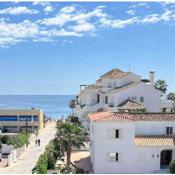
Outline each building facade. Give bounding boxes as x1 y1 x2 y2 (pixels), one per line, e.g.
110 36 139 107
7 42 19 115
0 109 44 133
89 112 175 173
75 68 174 125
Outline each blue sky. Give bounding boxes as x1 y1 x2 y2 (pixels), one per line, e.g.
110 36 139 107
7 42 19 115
0 1 175 95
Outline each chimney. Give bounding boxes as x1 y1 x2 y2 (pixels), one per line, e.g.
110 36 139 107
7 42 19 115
149 70 155 86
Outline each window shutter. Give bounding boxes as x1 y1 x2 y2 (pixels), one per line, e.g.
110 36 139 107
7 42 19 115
118 152 122 163
107 129 115 139
119 129 123 138
106 152 110 162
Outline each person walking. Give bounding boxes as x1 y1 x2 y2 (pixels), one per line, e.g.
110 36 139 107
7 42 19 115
37 139 41 146
35 139 38 147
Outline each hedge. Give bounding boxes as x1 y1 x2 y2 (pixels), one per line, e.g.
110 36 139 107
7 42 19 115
0 132 29 148
32 139 59 174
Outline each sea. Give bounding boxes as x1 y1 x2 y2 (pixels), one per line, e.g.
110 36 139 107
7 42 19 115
0 95 74 119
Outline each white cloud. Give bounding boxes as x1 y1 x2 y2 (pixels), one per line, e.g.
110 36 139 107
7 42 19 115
141 9 175 24
126 9 136 15
32 2 50 6
33 37 53 42
0 6 39 15
44 5 54 14
130 2 148 9
141 14 160 24
39 13 71 26
0 20 39 46
53 29 82 37
39 6 107 27
100 17 139 28
70 21 95 33
1 4 175 47
60 6 76 14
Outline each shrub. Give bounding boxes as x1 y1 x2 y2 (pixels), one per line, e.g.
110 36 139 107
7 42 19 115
76 167 86 174
169 160 175 173
32 139 60 173
32 153 48 174
0 132 29 148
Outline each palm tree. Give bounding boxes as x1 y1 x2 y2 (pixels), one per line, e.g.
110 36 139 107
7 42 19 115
69 99 76 116
56 121 87 173
154 79 168 95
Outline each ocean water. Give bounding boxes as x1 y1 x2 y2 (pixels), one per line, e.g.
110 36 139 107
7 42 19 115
0 95 74 119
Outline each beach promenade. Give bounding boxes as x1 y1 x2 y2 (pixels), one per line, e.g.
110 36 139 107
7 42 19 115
0 121 56 174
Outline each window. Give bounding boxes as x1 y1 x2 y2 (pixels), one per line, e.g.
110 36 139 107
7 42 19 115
0 116 17 121
162 108 167 112
97 94 100 103
107 129 120 139
105 96 108 104
19 115 32 121
109 153 119 162
140 97 144 103
166 127 173 135
131 96 137 100
33 115 38 121
115 129 119 138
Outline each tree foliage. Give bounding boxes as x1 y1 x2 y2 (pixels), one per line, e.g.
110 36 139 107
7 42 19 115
56 121 87 173
167 92 175 100
154 79 168 94
69 99 76 115
0 132 29 148
169 160 175 173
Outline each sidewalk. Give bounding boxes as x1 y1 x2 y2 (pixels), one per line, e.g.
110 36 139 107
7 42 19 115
0 122 56 174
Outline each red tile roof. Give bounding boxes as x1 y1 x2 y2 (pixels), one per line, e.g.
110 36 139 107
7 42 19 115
135 136 175 146
89 112 134 122
100 68 129 79
88 112 175 122
118 99 146 109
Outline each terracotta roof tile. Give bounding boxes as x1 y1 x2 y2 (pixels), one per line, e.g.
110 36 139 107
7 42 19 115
100 68 129 79
118 99 146 109
88 112 134 122
88 112 175 122
135 136 175 146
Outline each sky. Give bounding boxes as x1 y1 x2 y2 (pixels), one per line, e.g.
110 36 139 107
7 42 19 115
0 1 175 95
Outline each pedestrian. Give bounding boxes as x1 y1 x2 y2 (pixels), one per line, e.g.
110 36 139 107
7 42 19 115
37 139 41 146
35 139 38 147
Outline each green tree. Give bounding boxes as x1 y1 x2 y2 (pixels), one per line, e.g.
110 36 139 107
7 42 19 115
69 99 76 115
154 80 168 95
167 92 175 100
169 160 175 173
56 121 87 173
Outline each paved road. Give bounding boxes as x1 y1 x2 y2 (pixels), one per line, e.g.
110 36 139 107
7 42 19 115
0 122 56 174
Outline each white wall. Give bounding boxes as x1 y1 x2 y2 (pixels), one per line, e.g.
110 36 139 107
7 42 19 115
91 121 136 173
135 121 175 136
100 73 140 89
90 121 175 174
111 83 161 112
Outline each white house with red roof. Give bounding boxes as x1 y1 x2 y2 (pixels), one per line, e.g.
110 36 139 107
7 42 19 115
75 68 174 126
89 112 175 173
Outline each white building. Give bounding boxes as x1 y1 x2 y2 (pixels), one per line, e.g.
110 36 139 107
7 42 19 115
75 68 174 125
89 111 175 173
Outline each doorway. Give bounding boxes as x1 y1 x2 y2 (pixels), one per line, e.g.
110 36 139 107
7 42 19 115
160 150 172 169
